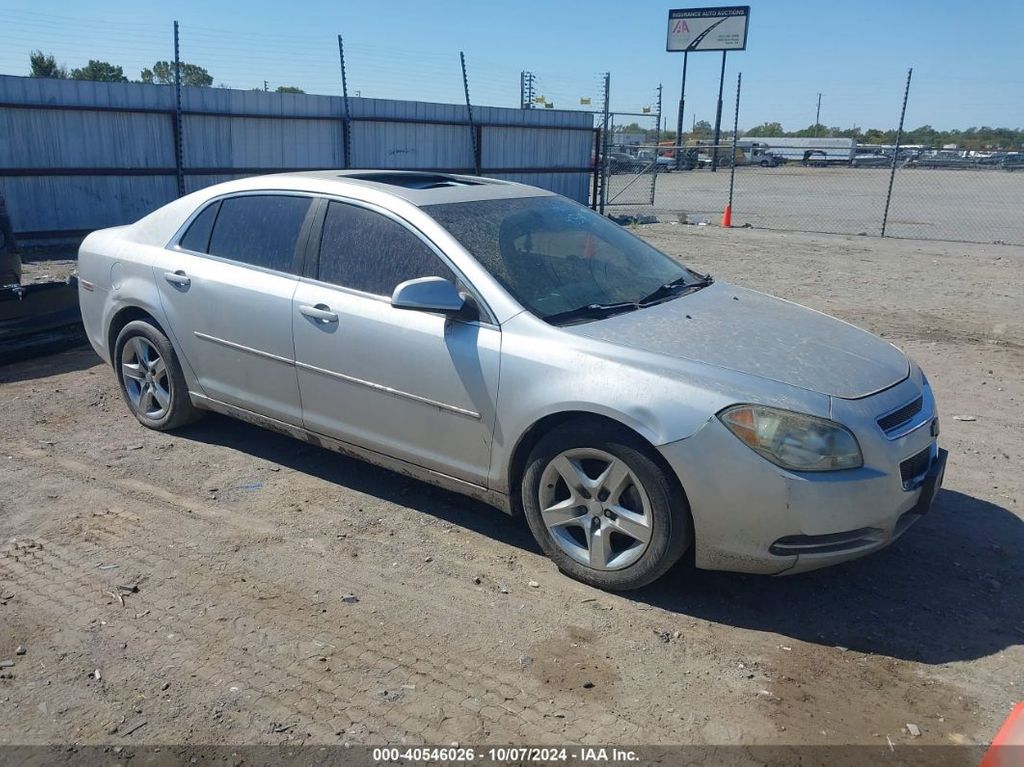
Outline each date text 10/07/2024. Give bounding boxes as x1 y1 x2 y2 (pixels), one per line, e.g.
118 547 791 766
372 747 641 763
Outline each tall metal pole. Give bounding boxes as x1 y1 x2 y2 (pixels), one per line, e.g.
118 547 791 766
728 72 742 210
710 50 727 172
815 92 821 136
654 83 662 146
172 20 185 197
337 36 352 169
652 83 663 205
460 52 480 175
881 68 913 238
674 52 688 170
599 72 610 214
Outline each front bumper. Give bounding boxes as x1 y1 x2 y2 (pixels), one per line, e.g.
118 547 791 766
658 380 944 575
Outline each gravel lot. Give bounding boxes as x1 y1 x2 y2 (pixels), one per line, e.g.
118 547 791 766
1 225 1021 755
606 166 1024 245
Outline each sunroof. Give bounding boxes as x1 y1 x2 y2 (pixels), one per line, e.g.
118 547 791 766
346 172 484 190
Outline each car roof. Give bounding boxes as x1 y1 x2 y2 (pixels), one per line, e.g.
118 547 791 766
215 170 555 206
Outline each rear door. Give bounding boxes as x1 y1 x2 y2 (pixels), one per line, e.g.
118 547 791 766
292 199 501 485
152 193 315 425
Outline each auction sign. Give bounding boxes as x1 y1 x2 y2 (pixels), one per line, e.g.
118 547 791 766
666 6 750 51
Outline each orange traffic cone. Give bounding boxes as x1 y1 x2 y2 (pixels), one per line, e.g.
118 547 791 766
721 204 732 228
981 703 1024 767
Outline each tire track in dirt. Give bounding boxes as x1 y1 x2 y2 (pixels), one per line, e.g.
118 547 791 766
2 445 658 744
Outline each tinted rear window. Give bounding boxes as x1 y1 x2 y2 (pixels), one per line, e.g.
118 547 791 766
318 201 454 296
178 201 219 253
208 195 311 273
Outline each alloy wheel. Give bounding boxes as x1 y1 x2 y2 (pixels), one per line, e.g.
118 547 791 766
537 448 653 571
120 336 171 420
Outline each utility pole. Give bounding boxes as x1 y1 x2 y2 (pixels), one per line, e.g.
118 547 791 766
520 70 536 109
654 83 663 146
815 92 822 136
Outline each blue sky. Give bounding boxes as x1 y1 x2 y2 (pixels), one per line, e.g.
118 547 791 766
0 0 1021 131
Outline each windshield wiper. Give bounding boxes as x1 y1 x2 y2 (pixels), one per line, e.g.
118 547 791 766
544 301 639 326
638 272 714 306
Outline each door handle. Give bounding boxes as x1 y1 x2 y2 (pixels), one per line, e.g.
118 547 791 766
299 303 339 323
163 270 191 287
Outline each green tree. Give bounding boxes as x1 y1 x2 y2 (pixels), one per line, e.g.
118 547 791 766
71 60 128 82
140 61 213 87
29 50 67 79
742 121 784 137
275 85 304 93
691 119 713 139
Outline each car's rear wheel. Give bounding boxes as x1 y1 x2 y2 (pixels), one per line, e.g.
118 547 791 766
114 320 202 431
521 420 692 590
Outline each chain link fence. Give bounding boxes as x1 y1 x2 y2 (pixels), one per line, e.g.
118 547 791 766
596 142 1024 246
598 140 1024 242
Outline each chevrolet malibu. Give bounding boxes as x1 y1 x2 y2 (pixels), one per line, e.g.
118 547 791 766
78 171 946 590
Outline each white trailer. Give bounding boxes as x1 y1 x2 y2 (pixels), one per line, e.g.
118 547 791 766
742 136 856 166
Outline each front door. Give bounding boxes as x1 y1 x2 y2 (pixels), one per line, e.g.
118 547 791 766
292 200 500 486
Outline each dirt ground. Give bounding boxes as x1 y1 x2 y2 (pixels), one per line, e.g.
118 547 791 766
0 226 1021 755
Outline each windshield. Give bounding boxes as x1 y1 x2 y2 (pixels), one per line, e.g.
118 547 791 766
426 196 703 324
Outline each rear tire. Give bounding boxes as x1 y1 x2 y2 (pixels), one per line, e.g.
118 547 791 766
521 420 692 591
114 320 203 431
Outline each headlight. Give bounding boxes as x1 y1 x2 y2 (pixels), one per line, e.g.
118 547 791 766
718 404 863 472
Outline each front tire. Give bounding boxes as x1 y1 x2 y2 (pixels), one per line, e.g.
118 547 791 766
114 320 202 431
521 420 692 591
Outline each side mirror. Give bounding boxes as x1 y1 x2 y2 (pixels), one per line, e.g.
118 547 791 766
391 276 473 318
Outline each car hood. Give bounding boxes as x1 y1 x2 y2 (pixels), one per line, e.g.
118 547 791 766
566 282 908 399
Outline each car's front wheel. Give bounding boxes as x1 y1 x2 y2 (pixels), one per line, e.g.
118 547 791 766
114 319 203 431
521 420 692 590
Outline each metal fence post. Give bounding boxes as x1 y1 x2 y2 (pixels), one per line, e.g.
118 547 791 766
728 72 742 212
172 20 185 197
599 72 610 214
460 52 481 176
881 68 913 238
337 35 352 169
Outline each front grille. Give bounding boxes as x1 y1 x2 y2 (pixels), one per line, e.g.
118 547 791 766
878 396 923 433
900 446 931 486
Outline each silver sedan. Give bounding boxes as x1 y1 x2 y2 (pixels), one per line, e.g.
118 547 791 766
77 171 946 590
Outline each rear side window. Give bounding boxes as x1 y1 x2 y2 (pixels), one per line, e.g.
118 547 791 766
178 201 219 253
207 195 312 273
318 201 455 296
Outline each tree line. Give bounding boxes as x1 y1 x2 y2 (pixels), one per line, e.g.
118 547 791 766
743 121 1022 151
28 50 304 93
617 119 1022 151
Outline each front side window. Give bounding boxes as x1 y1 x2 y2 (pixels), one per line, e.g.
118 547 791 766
207 195 312 273
318 201 455 296
426 196 702 324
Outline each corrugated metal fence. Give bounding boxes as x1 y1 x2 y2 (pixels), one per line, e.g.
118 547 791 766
0 75 597 239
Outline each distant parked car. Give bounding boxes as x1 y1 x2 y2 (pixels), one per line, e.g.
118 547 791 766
1002 154 1024 172
78 171 946 590
607 152 643 175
